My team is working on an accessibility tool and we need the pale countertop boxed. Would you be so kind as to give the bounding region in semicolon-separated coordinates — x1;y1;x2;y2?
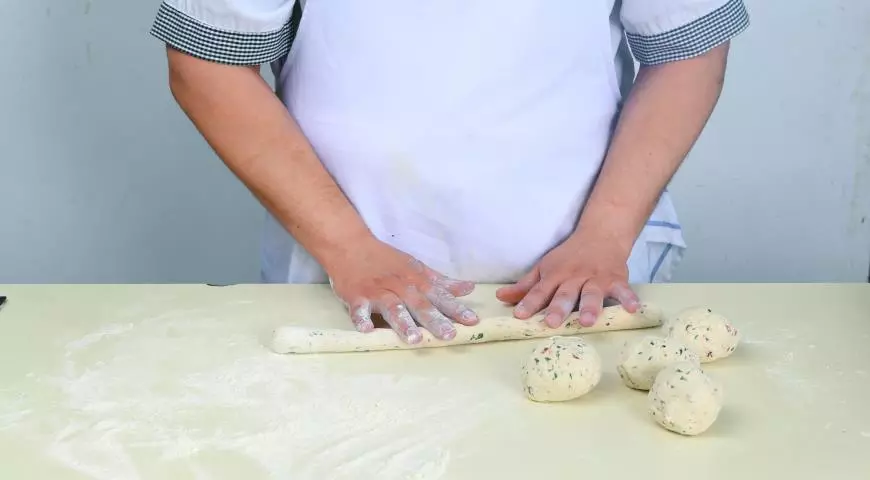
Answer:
0;283;868;480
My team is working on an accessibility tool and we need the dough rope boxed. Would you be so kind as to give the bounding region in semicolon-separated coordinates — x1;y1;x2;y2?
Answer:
269;303;663;354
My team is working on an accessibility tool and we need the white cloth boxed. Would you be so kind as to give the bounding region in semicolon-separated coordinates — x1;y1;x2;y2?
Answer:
151;0;750;285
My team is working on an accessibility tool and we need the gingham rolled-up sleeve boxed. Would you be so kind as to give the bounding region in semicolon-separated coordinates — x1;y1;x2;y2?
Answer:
150;0;302;65
620;0;750;66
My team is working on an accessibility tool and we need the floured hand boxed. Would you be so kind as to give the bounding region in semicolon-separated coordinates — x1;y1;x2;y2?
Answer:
326;237;479;344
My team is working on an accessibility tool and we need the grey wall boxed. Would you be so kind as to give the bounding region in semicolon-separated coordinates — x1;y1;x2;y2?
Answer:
1;0;868;283
1;0;264;283
669;1;870;282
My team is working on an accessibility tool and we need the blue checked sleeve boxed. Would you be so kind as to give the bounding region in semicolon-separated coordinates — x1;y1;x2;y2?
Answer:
620;0;750;66
150;0;302;65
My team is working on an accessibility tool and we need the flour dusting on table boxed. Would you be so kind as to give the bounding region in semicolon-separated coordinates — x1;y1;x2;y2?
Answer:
0;310;512;479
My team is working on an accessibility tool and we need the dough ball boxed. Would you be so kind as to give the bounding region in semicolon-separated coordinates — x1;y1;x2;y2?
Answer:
521;336;602;402
667;307;740;363
616;335;700;390
648;361;723;436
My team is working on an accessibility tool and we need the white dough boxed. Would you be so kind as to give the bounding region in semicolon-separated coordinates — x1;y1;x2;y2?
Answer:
667;306;741;363
647;361;723;436
521;336;602;402
616;335;700;390
270;303;663;354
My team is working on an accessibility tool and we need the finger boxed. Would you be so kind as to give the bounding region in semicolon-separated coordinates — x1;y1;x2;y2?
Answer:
403;287;457;340
577;283;605;327
543;282;582;328
426;286;479;326
349;299;375;333
609;282;640;313
375;294;423;344
495;268;540;305
438;277;476;297
513;277;558;319
424;268;475;297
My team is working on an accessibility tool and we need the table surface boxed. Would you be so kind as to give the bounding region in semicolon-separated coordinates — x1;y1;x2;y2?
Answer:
0;283;868;480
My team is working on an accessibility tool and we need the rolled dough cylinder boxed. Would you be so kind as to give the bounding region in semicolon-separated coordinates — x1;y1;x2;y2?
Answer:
667;307;741;363
616;335;700;391
647;361;723;436
521;336;601;402
269;303;663;354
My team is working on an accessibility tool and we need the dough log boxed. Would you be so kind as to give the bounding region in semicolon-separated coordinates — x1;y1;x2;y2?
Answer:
269;303;663;354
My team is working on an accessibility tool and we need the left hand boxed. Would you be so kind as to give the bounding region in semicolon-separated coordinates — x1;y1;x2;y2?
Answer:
495;233;640;328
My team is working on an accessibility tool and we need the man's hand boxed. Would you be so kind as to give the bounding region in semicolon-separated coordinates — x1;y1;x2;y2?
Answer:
165;48;478;343
496;43;728;327
326;237;479;344
496;44;731;328
495;232;639;329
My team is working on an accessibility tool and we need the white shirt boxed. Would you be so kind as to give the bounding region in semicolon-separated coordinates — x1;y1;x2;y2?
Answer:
151;0;749;284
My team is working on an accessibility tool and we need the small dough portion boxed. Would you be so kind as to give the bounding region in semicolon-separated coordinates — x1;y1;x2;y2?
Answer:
648;361;723;436
521;336;602;402
616;335;700;390
667;307;741;363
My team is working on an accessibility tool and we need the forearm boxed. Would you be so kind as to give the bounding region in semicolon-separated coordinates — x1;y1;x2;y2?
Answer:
165;47;370;271
573;43;730;253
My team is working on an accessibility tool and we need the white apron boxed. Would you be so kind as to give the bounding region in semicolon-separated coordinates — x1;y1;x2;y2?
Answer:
263;0;686;285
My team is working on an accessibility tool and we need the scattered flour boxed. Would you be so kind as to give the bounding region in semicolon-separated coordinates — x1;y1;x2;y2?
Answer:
0;311;513;479
763;351;818;406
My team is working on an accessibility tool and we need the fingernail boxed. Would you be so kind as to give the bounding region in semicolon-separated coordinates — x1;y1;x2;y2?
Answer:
356;321;375;333
580;312;597;327
441;327;457;341
461;310;479;324
514;303;527;317
406;327;423;344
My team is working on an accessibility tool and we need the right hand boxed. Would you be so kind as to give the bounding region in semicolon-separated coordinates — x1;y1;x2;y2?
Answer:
325;237;480;344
